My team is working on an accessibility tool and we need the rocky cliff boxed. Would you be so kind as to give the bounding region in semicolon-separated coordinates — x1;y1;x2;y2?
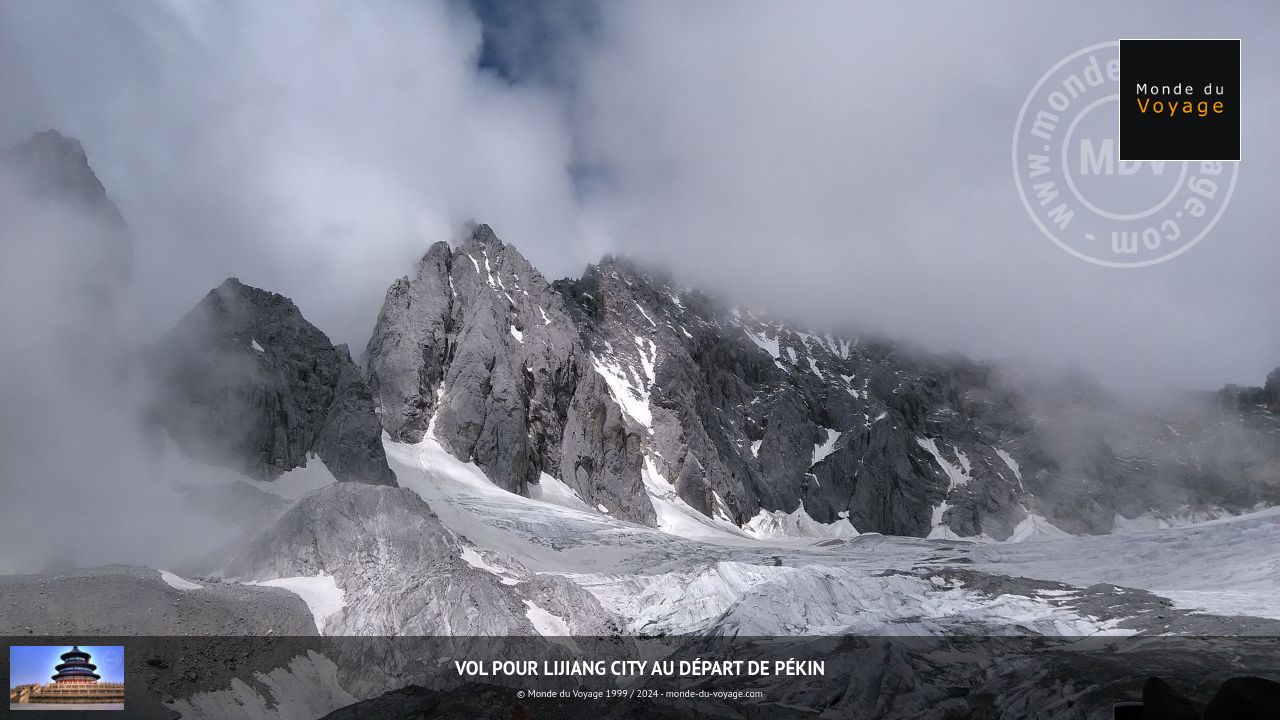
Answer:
151;278;396;486
365;224;652;522
367;224;1280;539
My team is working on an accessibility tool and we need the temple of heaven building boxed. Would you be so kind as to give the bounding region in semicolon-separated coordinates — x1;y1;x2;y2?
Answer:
52;646;101;683
8;646;124;707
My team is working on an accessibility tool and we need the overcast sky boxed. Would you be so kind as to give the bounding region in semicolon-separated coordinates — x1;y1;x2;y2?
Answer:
1;0;1276;391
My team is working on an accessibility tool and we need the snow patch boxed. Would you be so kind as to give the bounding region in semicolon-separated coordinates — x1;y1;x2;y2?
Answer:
929;500;950;532
642;456;747;540
160;570;203;590
917;437;971;492
509;325;523;343
811;429;841;465
250;338;265;353
917;437;975;536
460;545;507;576
840;374;868;400
635;337;657;385
424;386;445;440
744;329;786;370
1008;514;1072;543
482;250;502;290
634;303;657;327
807;357;823;378
592;350;653;429
742;503;858;540
250;574;345;633
926;523;992;543
460;545;520;585
996;448;1024;491
523;600;571;636
527;472;592;513
710;491;733;523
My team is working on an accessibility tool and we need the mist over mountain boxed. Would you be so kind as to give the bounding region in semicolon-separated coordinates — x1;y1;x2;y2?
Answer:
2;1;1277;393
361;222;1280;541
1;3;1278;705
0;132;239;573
149;278;396;487
2;127;1277;578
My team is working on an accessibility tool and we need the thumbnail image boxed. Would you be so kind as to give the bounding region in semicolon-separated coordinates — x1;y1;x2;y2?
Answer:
9;646;124;711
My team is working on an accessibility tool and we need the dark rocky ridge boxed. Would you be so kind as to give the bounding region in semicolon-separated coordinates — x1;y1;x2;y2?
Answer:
151;278;396;486
368;224;1280;538
1219;366;1280;414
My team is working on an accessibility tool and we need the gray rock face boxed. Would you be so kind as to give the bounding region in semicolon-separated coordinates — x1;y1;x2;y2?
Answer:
223;482;619;635
364;242;455;442
151;278;396;486
559;366;653;524
367;225;1280;538
366;224;653;522
1220;365;1280;414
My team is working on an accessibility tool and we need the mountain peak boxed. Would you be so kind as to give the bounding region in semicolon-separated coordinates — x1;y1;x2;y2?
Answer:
14;129;88;162
3;130;133;291
154;278;397;487
213;276;289;305
460;221;503;250
5;130;109;207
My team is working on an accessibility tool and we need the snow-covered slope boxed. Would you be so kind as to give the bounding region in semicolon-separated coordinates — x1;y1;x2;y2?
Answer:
265;432;1280;638
968;505;1280;620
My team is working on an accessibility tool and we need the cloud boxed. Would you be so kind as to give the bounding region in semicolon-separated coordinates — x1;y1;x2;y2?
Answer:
0;163;235;573
0;0;1276;395
570;2;1280;390
0;0;1276;573
0;0;585;351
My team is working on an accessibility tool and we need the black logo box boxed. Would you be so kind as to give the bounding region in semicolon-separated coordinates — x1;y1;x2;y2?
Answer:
1119;38;1240;161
